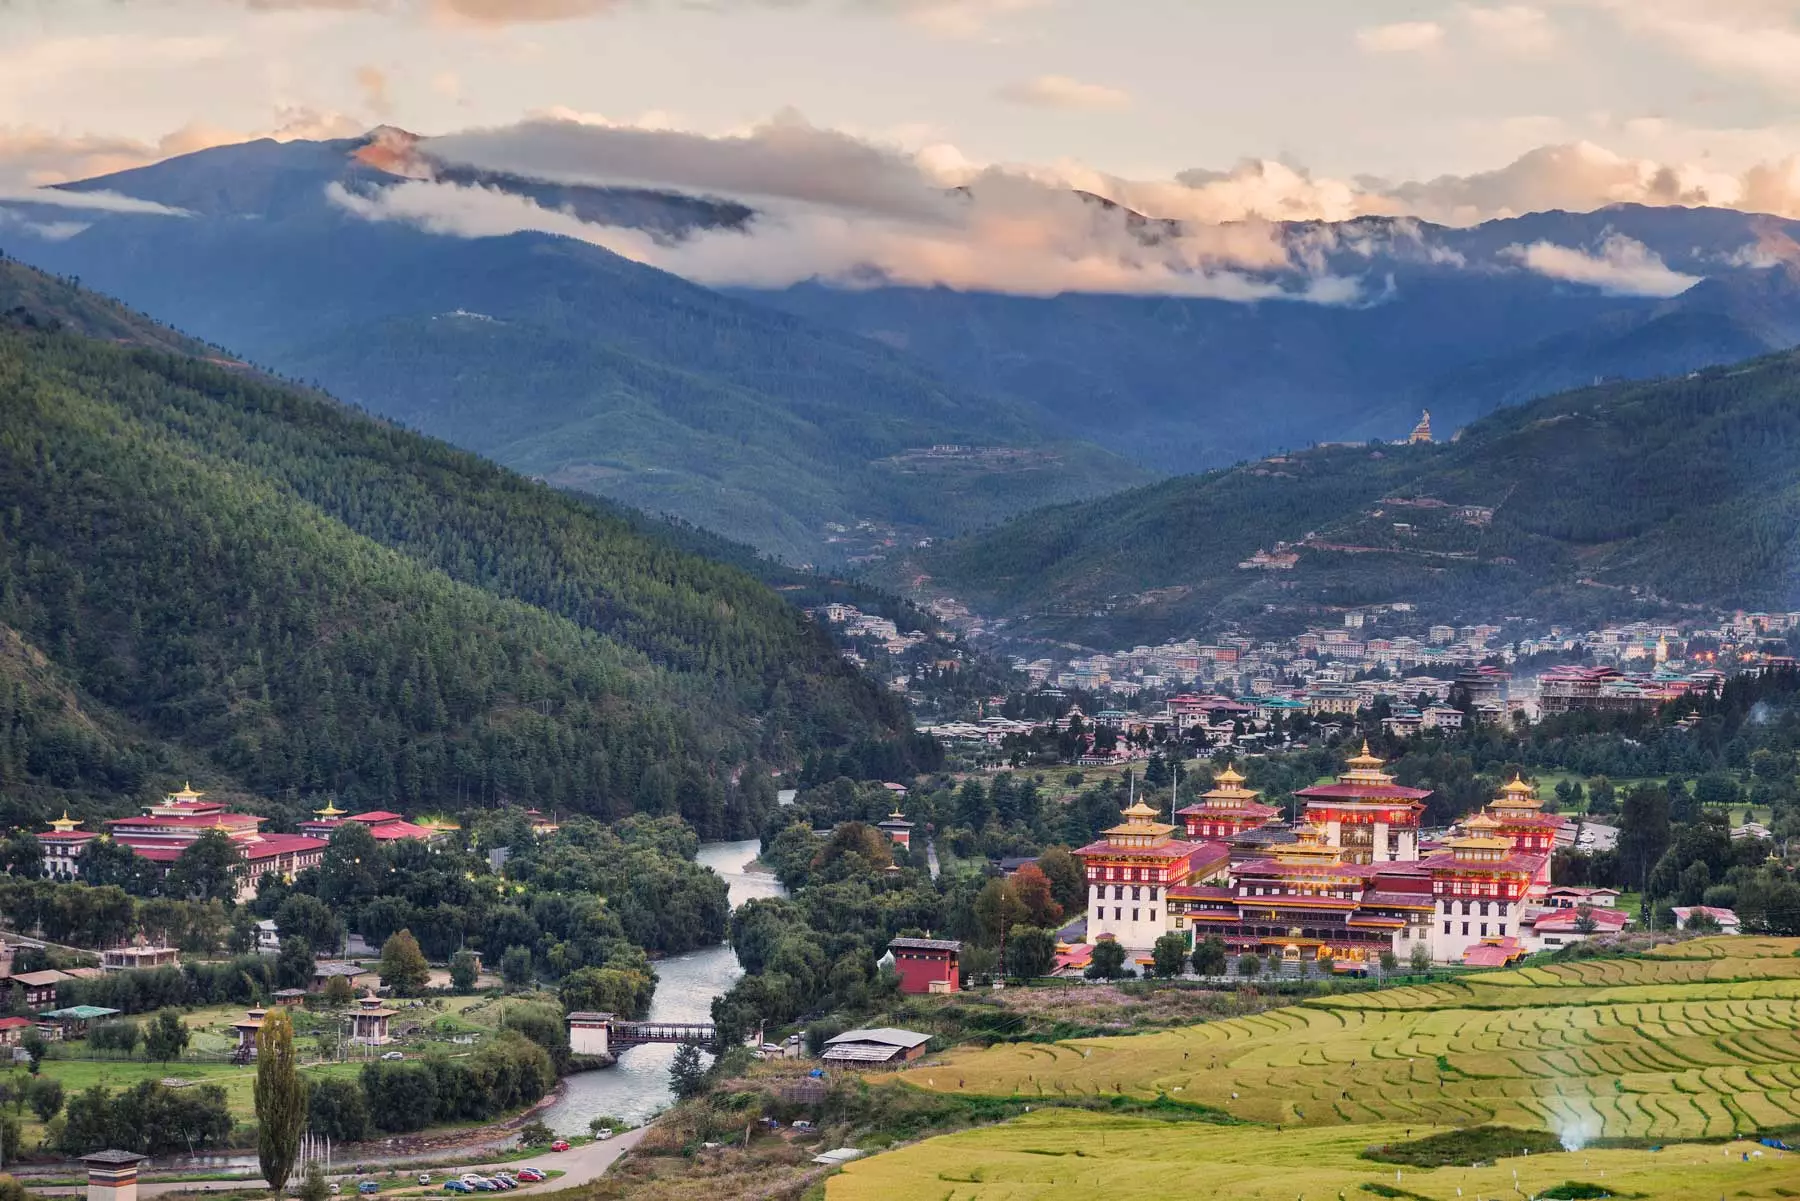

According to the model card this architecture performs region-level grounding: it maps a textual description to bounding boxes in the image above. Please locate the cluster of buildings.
[1071,747,1616,968]
[36,786,444,900]
[1007,608,1789,730]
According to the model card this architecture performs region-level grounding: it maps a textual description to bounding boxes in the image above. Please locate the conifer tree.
[255,1008,306,1194]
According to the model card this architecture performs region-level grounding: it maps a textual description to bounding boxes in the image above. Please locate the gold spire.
[1215,764,1246,786]
[1347,742,1384,770]
[313,800,347,818]
[1490,775,1542,811]
[47,811,81,833]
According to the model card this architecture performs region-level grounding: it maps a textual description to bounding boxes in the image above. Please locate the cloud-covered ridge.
[1502,232,1700,297]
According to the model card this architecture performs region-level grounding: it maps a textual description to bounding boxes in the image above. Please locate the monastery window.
[1498,902,1508,916]
[1132,909,1140,922]
[1114,907,1122,920]
[1443,921,1451,935]
[1113,885,1124,901]
[1400,927,1410,939]
[1461,922,1469,936]
[1130,886,1141,901]
[1149,887,1159,901]
[1480,923,1488,937]
[1498,923,1506,936]
[1150,910,1157,922]
[1479,902,1489,917]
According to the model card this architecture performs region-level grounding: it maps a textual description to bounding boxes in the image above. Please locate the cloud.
[428,111,963,222]
[0,109,363,190]
[995,75,1131,111]
[1502,232,1700,296]
[0,186,190,216]
[1462,4,1557,56]
[356,65,393,117]
[1597,0,1800,95]
[330,124,1360,301]
[1354,21,1445,53]
[221,0,1041,32]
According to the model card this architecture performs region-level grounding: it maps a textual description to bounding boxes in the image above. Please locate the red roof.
[40,830,99,843]
[241,834,328,861]
[0,1017,32,1030]
[1073,837,1206,860]
[1296,783,1432,802]
[364,821,433,841]
[120,845,184,862]
[1462,937,1527,967]
[108,813,260,829]
[348,811,406,824]
[1168,884,1237,901]
[1359,890,1438,909]
[1532,907,1629,933]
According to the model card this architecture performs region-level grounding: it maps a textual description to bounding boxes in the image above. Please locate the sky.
[8,0,1800,296]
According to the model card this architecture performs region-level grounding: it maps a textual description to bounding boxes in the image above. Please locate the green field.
[831,938,1800,1199]
[832,1111,1799,1201]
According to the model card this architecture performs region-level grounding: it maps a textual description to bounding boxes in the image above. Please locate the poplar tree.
[255,1008,307,1194]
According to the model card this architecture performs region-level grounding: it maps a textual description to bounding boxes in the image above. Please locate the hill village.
[902,607,1800,755]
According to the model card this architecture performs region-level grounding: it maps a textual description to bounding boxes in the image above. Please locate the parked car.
[549,1140,570,1152]
[493,1174,519,1188]
[469,1181,498,1193]
[442,1182,472,1194]
[417,1174,432,1185]
[594,1128,614,1141]
[380,1051,404,1061]
[514,1169,545,1183]
[358,1182,380,1194]
[329,1185,341,1195]
[458,1176,486,1188]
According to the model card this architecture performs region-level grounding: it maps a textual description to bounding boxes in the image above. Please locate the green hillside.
[913,350,1800,643]
[0,259,918,831]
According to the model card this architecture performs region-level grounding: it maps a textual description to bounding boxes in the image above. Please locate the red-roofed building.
[1075,786,1229,953]
[1176,765,1281,841]
[39,813,100,880]
[1527,904,1628,950]
[1294,745,1431,863]
[301,803,443,844]
[95,786,327,900]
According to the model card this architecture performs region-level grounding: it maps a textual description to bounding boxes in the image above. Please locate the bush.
[517,1120,554,1147]
[306,1076,370,1143]
[359,1061,438,1134]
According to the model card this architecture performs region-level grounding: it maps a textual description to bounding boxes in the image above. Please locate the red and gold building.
[1076,796,1228,952]
[1175,765,1280,840]
[1295,744,1430,864]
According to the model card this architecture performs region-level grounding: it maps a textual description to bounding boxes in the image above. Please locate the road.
[33,1129,652,1198]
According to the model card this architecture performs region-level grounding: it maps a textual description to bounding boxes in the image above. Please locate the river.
[537,839,785,1133]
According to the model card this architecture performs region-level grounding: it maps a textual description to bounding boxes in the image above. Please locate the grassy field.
[832,1110,1799,1201]
[829,938,1800,1200]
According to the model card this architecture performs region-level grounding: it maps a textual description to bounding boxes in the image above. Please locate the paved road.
[35,1130,651,1198]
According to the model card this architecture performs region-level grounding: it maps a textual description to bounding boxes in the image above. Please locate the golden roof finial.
[47,811,81,833]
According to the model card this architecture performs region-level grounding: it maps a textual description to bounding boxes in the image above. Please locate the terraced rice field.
[836,939,1800,1199]
[830,1110,1800,1201]
[902,937,1800,1141]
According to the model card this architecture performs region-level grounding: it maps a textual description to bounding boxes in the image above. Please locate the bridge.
[607,1021,716,1049]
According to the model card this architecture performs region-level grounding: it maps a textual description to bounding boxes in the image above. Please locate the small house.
[255,920,281,954]
[6,969,70,1008]
[1672,906,1742,934]
[37,1005,120,1039]
[101,937,179,972]
[820,1027,931,1067]
[886,937,961,995]
[348,993,396,1045]
[566,1011,612,1057]
[0,1016,31,1046]
[81,1149,148,1201]
[271,989,306,1006]
[310,961,374,993]
[230,1008,265,1060]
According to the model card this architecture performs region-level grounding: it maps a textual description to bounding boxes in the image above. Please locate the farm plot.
[828,1109,1800,1201]
[905,938,1800,1141]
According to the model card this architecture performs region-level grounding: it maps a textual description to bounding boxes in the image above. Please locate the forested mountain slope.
[0,258,924,831]
[910,349,1800,645]
[3,135,1143,562]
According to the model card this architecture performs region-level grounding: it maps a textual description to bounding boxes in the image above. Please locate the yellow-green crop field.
[830,938,1800,1200]
[832,1111,1799,1201]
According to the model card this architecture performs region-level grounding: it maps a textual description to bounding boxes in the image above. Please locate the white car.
[594,1128,613,1141]
[418,1175,432,1186]
[381,1051,404,1061]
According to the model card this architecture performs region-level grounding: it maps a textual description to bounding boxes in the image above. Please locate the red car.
[549,1141,570,1153]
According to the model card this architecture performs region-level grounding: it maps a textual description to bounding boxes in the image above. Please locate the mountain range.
[900,346,1800,647]
[1,131,1141,565]
[13,131,1800,564]
[0,254,923,831]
